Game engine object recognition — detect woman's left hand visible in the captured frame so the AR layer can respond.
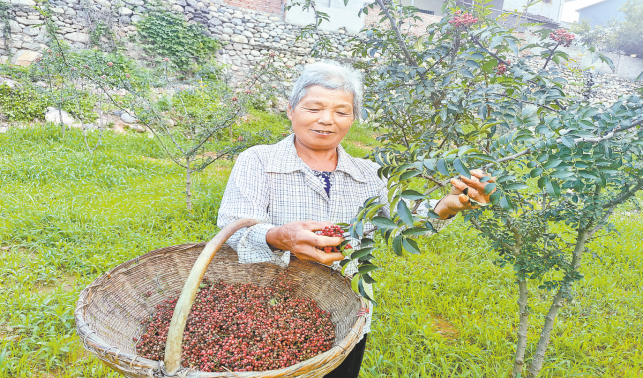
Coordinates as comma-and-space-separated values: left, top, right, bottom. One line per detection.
433, 169, 496, 219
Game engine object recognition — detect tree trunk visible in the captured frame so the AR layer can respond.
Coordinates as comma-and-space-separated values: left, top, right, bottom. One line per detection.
527, 230, 589, 377
512, 279, 530, 378
185, 160, 193, 212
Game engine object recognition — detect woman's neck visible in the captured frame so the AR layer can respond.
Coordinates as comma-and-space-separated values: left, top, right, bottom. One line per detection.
294, 137, 338, 172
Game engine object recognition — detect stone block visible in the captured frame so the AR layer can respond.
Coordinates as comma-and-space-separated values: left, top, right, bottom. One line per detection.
23, 26, 39, 36
11, 0, 36, 6
222, 27, 233, 35
15, 17, 44, 25
11, 49, 39, 66
65, 32, 89, 43
231, 34, 247, 44
119, 7, 132, 16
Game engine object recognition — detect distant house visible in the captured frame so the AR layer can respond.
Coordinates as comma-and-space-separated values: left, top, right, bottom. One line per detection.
577, 0, 627, 27
234, 0, 564, 33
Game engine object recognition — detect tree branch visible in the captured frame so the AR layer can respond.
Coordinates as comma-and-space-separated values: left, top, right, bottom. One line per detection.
512, 279, 530, 378
483, 117, 643, 170
602, 176, 643, 210
375, 0, 419, 68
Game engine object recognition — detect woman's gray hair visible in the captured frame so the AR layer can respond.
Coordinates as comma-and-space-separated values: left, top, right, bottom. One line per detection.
289, 61, 363, 119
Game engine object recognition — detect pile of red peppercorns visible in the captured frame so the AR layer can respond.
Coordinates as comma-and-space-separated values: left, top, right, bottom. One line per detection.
449, 10, 478, 28
135, 271, 335, 372
550, 29, 575, 47
316, 225, 351, 253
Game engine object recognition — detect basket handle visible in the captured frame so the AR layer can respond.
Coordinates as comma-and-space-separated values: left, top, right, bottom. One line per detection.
164, 218, 260, 375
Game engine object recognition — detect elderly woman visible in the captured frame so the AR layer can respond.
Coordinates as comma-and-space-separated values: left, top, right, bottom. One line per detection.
217, 61, 493, 377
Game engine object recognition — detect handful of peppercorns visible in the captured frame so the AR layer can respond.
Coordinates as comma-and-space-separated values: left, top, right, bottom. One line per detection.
316, 225, 352, 253
135, 271, 335, 372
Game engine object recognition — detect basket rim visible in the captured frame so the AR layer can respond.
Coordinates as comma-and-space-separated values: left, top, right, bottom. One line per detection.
75, 242, 367, 377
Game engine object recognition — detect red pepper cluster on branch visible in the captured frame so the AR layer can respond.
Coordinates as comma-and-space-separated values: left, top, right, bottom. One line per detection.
495, 60, 511, 75
449, 10, 478, 28
135, 271, 335, 372
550, 29, 575, 47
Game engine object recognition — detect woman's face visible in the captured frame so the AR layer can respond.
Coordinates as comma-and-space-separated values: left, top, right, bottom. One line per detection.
287, 85, 355, 151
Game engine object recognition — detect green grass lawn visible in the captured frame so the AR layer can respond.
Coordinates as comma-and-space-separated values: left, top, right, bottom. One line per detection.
0, 120, 641, 377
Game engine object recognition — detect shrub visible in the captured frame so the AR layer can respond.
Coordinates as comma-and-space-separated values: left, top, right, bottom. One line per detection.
136, 6, 219, 72
0, 83, 49, 122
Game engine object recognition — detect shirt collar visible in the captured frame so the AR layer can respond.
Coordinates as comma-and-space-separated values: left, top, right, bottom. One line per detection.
265, 134, 367, 183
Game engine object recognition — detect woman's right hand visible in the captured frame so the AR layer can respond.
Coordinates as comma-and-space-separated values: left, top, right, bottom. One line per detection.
266, 221, 345, 265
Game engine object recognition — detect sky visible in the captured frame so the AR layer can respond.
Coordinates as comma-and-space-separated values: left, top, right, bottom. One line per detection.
561, 0, 607, 23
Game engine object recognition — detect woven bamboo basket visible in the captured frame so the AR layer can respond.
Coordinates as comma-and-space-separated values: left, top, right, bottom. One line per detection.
75, 219, 368, 378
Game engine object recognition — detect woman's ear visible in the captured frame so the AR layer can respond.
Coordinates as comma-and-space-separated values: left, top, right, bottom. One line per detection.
286, 104, 293, 121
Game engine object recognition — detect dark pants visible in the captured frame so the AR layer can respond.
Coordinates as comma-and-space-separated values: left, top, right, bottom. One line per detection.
323, 335, 367, 378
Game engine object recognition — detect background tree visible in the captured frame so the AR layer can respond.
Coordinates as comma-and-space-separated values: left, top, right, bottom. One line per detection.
572, 0, 643, 56
36, 5, 285, 211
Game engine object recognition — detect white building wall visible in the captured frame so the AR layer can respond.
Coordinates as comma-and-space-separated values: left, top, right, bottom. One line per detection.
285, 0, 368, 33
400, 0, 445, 16
501, 0, 564, 23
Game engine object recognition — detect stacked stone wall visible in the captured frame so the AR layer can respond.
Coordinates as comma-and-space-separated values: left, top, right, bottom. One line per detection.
0, 0, 639, 105
0, 0, 362, 71
222, 0, 283, 15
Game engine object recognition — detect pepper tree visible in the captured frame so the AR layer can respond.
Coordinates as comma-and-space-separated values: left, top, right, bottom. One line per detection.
292, 0, 643, 376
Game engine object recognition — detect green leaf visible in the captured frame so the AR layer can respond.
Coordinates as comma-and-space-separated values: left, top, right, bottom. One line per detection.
479, 105, 488, 121
392, 234, 403, 256
465, 60, 480, 69
362, 273, 376, 284
490, 190, 501, 205
484, 182, 497, 194
468, 153, 497, 163
497, 175, 516, 183
424, 159, 436, 171
403, 227, 431, 236
350, 247, 376, 260
364, 203, 386, 220
499, 195, 514, 210
561, 136, 576, 149
530, 168, 544, 177
358, 278, 375, 303
546, 180, 561, 198
502, 183, 528, 191
351, 274, 361, 294
460, 68, 475, 79
397, 200, 414, 227
453, 158, 471, 178
400, 170, 422, 180
437, 159, 449, 175
522, 104, 538, 118
402, 238, 421, 254
371, 216, 398, 229
401, 190, 425, 200
358, 263, 380, 274
551, 171, 574, 179
543, 159, 562, 169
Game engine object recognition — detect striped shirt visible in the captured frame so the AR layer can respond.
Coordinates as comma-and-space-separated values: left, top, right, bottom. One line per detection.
217, 134, 453, 335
